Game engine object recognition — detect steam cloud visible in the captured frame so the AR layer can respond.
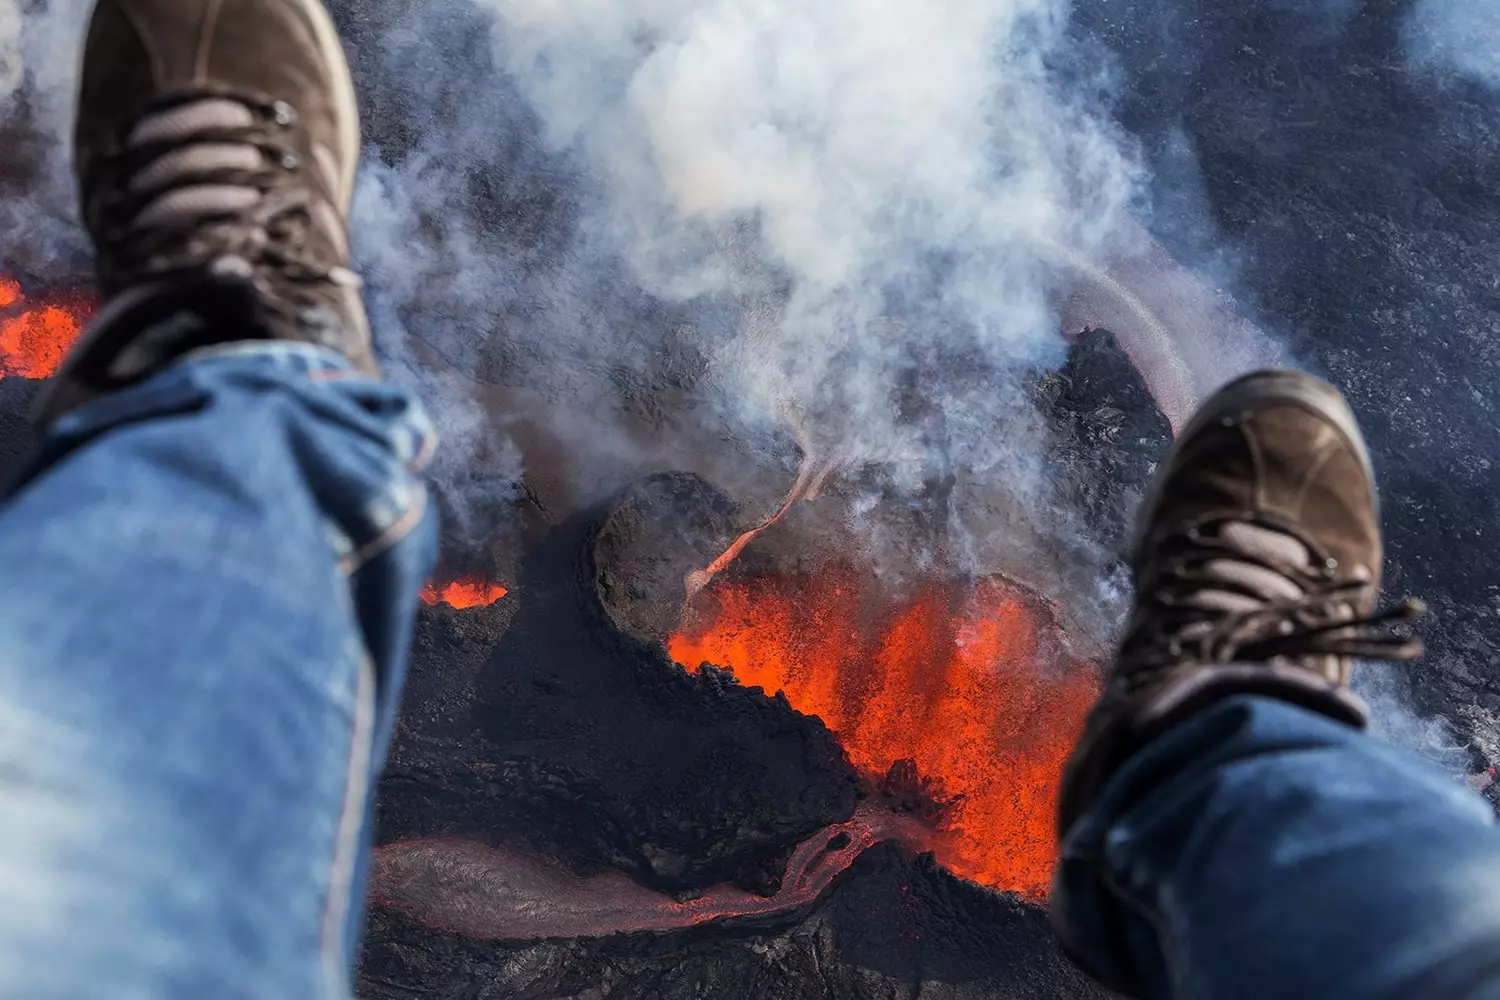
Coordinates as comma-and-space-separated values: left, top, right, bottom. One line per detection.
344, 0, 1163, 605
0, 0, 90, 274
1405, 0, 1500, 87
0, 0, 1314, 612
0, 0, 1155, 577
481, 0, 1141, 466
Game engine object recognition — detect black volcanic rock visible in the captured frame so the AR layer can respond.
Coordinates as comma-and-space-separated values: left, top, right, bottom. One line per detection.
377, 499, 861, 897
1038, 327, 1173, 557
0, 379, 40, 482
1075, 0, 1500, 771
356, 843, 1111, 1000
592, 471, 741, 646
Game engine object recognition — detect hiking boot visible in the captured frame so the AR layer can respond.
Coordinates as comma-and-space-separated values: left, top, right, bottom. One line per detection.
1056, 369, 1423, 838
39, 0, 374, 425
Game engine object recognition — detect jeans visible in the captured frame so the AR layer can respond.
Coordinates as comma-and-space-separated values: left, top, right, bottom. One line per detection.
1056, 694, 1500, 1000
0, 343, 437, 999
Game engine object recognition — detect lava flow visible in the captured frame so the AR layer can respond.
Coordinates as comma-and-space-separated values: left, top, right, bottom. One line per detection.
669, 570, 1097, 899
420, 577, 510, 609
370, 802, 927, 941
0, 277, 89, 379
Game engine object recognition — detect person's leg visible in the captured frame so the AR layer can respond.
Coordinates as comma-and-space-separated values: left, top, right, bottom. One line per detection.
1052, 370, 1500, 1000
0, 343, 435, 998
1056, 694, 1500, 1000
0, 0, 438, 994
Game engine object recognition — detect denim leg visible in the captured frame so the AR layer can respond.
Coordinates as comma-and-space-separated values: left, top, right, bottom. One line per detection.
0, 342, 437, 999
1056, 694, 1500, 1000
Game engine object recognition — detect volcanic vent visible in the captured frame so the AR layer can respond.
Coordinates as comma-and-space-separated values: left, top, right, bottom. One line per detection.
358, 327, 1168, 1000
670, 568, 1097, 899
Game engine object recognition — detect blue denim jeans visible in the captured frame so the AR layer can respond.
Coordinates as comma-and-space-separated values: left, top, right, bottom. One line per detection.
0, 343, 436, 998
1056, 694, 1500, 1000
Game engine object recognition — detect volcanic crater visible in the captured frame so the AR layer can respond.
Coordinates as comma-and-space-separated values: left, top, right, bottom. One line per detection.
349, 325, 1163, 1000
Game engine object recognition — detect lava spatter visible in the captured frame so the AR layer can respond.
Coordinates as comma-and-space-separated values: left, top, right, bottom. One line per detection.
0, 276, 90, 379
420, 577, 510, 609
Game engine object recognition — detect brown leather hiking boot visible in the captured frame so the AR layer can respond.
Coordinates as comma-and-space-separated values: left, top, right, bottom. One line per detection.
38, 0, 375, 425
1056, 369, 1423, 839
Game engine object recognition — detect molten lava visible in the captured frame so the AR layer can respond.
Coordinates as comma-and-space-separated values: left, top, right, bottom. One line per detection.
685, 454, 835, 598
420, 577, 510, 609
669, 570, 1097, 899
0, 277, 90, 379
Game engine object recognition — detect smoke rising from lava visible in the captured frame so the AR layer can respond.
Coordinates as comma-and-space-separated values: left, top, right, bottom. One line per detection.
473, 0, 1146, 558
0, 0, 90, 276
0, 0, 1176, 592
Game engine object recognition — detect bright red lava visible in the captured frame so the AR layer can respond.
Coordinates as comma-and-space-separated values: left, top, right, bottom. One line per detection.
669, 569, 1098, 900
0, 276, 89, 379
420, 577, 510, 609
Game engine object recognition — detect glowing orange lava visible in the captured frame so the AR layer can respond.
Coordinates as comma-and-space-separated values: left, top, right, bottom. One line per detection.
0, 277, 89, 379
669, 570, 1098, 899
420, 578, 510, 609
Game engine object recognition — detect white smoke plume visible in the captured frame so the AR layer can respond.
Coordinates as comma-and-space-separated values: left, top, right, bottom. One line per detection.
1355, 661, 1470, 776
320, 0, 1181, 602
0, 0, 1191, 617
1405, 0, 1500, 87
0, 0, 1260, 593
0, 0, 90, 274
478, 0, 1144, 480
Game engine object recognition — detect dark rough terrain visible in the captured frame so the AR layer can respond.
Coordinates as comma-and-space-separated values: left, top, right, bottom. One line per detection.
380, 500, 862, 898
360, 844, 1105, 1000
1077, 0, 1500, 769
1039, 328, 1175, 559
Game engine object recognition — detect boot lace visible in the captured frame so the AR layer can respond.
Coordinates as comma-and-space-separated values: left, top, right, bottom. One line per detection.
89, 92, 357, 311
1121, 514, 1424, 681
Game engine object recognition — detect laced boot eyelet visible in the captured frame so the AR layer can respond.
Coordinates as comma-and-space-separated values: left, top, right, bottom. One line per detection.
279, 151, 301, 171
271, 101, 298, 127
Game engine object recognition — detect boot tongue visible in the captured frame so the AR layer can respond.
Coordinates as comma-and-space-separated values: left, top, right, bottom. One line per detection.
1179, 521, 1312, 634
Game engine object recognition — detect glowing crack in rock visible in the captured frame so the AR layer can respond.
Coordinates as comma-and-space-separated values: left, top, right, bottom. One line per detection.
419, 578, 510, 609
684, 454, 835, 598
